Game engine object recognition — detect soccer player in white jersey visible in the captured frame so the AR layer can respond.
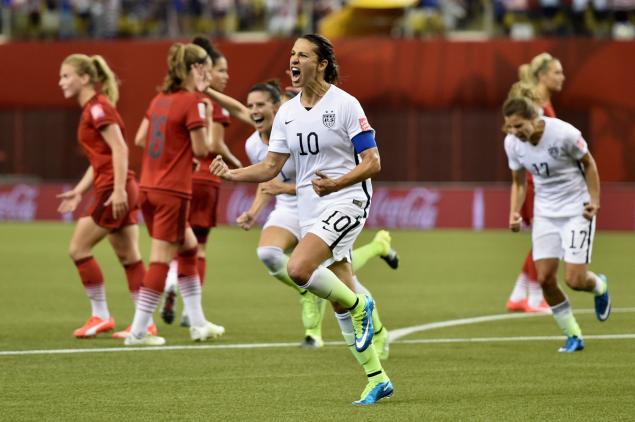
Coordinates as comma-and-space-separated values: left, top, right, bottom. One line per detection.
208, 81, 394, 356
503, 96, 611, 353
211, 34, 392, 405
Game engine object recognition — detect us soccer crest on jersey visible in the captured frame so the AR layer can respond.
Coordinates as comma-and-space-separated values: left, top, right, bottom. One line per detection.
322, 110, 336, 128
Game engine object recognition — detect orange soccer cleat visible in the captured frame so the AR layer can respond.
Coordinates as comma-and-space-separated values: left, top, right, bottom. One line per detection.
73, 316, 116, 338
505, 299, 527, 313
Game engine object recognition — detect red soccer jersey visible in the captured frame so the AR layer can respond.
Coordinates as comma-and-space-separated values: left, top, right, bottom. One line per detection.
139, 90, 208, 197
543, 101, 556, 118
192, 100, 231, 186
77, 94, 134, 191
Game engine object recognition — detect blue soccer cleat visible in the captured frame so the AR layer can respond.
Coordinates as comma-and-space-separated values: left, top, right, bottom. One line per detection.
351, 294, 374, 352
352, 381, 394, 405
594, 274, 611, 322
558, 336, 585, 353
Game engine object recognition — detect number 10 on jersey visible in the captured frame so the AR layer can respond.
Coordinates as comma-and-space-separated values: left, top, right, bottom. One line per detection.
297, 132, 319, 155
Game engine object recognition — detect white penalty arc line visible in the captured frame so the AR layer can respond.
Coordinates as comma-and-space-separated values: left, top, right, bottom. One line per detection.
1, 307, 633, 357
388, 307, 635, 342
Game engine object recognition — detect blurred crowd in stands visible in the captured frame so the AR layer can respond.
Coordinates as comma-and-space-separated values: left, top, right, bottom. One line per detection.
1, 0, 633, 40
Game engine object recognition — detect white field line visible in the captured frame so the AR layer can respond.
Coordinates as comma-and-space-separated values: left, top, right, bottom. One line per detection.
388, 307, 635, 342
1, 307, 633, 357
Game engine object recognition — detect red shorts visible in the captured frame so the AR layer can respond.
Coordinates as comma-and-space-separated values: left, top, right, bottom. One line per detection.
189, 182, 219, 230
140, 190, 190, 244
84, 179, 139, 230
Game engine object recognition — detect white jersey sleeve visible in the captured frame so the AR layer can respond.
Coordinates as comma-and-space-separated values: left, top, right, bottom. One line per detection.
560, 122, 587, 160
244, 131, 262, 166
343, 96, 374, 140
504, 135, 523, 171
268, 108, 290, 154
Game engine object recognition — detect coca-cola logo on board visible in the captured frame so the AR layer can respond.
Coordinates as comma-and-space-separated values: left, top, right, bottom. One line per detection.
0, 184, 38, 221
367, 187, 439, 229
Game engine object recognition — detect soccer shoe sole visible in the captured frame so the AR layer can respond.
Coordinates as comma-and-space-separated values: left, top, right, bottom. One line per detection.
124, 335, 166, 346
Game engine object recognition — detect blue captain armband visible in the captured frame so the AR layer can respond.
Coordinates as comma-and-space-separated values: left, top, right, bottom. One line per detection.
351, 131, 377, 153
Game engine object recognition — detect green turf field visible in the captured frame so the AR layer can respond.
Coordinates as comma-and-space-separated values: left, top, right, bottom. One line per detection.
1, 223, 634, 421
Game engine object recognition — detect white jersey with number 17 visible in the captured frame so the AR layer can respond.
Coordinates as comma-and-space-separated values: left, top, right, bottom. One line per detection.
504, 117, 590, 218
268, 84, 373, 226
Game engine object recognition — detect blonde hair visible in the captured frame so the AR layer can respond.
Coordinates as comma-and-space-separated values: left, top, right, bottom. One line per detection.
506, 81, 541, 104
161, 43, 209, 93
63, 54, 119, 104
518, 52, 559, 86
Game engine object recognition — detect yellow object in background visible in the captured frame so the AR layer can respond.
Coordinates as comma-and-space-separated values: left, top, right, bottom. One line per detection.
349, 0, 417, 8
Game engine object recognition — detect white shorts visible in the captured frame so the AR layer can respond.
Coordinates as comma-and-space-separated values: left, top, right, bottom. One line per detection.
263, 207, 301, 240
301, 200, 366, 264
532, 215, 596, 264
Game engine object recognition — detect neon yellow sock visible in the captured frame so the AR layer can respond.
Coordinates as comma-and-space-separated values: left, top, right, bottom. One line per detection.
351, 242, 383, 273
303, 266, 357, 308
372, 303, 383, 332
551, 300, 582, 337
342, 330, 388, 382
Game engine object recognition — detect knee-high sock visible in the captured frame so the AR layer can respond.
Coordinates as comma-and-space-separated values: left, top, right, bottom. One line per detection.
124, 261, 154, 327
257, 246, 304, 294
178, 248, 206, 327
300, 266, 357, 308
165, 260, 178, 292
353, 275, 383, 332
131, 262, 168, 338
550, 299, 582, 338
74, 257, 109, 320
351, 242, 384, 273
522, 249, 537, 281
589, 271, 607, 295
124, 260, 145, 304
509, 273, 529, 302
335, 312, 389, 383
197, 257, 207, 287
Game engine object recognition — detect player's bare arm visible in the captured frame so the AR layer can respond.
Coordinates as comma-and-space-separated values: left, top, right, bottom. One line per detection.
134, 118, 149, 148
100, 123, 129, 219
580, 152, 601, 220
210, 151, 288, 183
57, 166, 94, 213
509, 168, 526, 232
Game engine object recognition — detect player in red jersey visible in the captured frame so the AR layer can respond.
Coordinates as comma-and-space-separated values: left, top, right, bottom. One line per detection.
124, 43, 223, 346
506, 52, 565, 313
57, 54, 155, 339
161, 37, 242, 327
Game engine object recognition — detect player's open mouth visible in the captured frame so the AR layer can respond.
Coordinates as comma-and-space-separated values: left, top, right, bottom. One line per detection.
252, 116, 264, 125
290, 67, 301, 82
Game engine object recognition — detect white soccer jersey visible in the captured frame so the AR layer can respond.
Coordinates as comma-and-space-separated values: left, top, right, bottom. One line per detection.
505, 117, 591, 218
244, 130, 297, 211
268, 85, 373, 226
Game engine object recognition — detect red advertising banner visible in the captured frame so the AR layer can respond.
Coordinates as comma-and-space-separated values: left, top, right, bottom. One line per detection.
1, 182, 634, 230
